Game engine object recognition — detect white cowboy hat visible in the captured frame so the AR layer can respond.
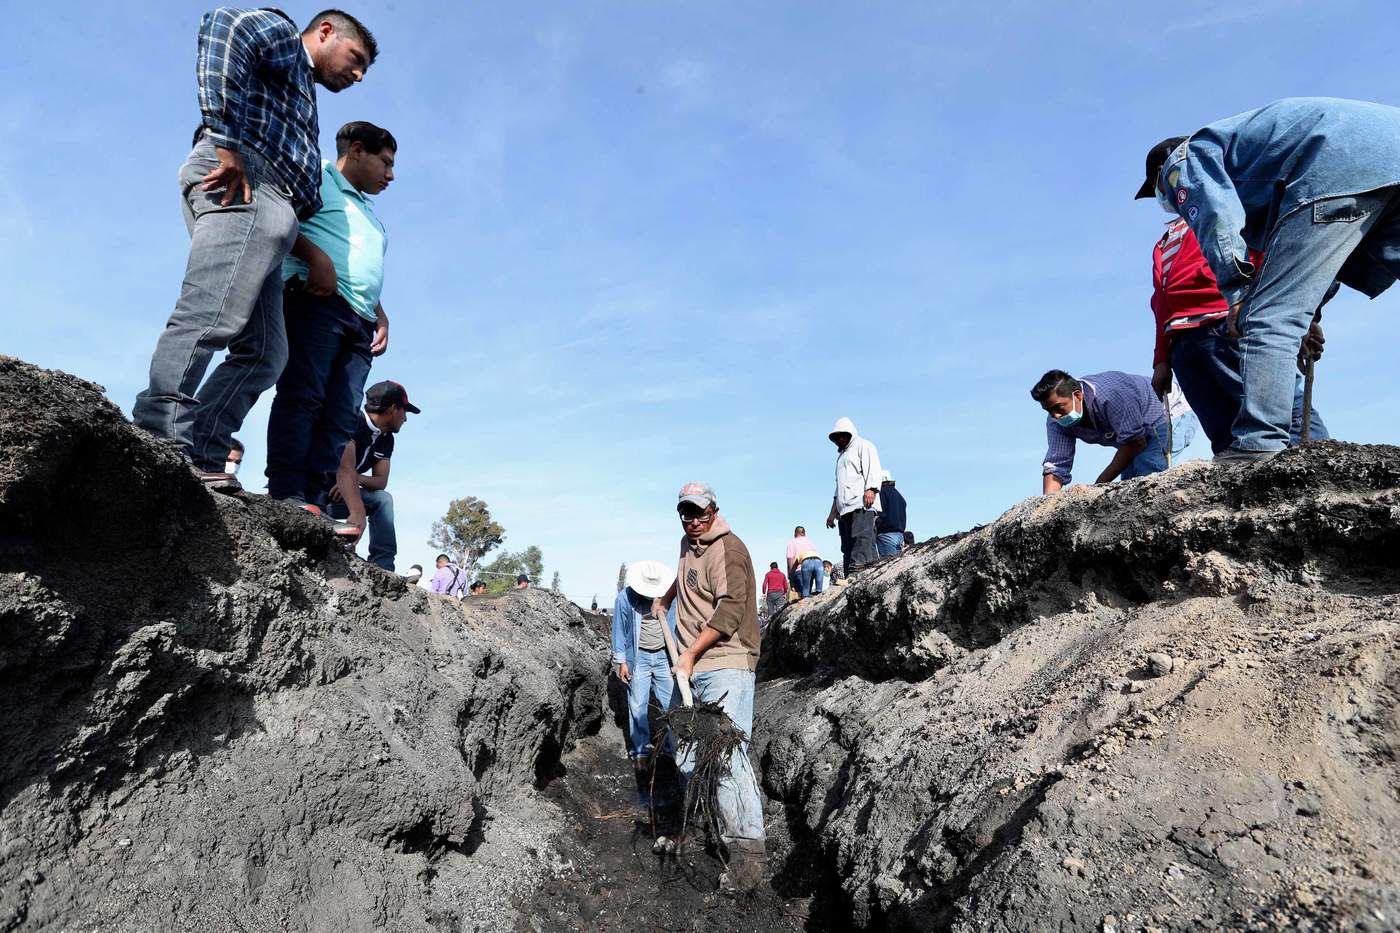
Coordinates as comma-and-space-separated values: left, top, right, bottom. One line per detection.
625, 560, 675, 599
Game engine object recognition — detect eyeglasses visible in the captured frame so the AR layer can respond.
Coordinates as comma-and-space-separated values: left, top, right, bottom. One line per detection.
678, 510, 713, 525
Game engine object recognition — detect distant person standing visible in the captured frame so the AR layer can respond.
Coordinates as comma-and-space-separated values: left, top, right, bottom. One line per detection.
825, 418, 882, 575
874, 471, 907, 557
429, 554, 468, 598
265, 121, 396, 512
653, 482, 766, 892
761, 562, 788, 617
132, 9, 378, 491
785, 525, 825, 599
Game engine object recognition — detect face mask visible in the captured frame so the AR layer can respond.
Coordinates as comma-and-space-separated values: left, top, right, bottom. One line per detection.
224, 460, 241, 476
1155, 185, 1177, 215
1055, 396, 1083, 428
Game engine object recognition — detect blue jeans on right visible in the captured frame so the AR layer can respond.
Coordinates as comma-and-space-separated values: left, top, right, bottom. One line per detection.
266, 285, 375, 505
1119, 420, 1170, 480
1232, 188, 1400, 451
133, 142, 299, 470
330, 487, 397, 571
1171, 320, 1329, 455
677, 668, 765, 846
876, 532, 903, 557
798, 557, 824, 597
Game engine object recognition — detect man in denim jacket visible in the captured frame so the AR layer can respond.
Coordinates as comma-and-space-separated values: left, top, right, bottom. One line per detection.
1136, 97, 1400, 461
610, 560, 678, 808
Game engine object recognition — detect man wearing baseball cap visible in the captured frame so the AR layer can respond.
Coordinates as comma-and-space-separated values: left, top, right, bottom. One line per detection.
610, 560, 679, 809
652, 482, 766, 892
326, 380, 419, 569
1135, 97, 1400, 461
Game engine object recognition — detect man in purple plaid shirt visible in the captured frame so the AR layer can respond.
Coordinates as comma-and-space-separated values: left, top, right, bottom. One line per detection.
1032, 369, 1171, 494
133, 8, 377, 492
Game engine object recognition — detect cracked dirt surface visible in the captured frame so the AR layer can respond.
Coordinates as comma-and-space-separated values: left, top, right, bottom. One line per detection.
0, 357, 605, 931
760, 444, 1400, 931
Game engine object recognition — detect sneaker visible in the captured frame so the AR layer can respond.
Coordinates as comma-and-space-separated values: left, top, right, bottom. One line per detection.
1213, 448, 1281, 464
192, 467, 242, 494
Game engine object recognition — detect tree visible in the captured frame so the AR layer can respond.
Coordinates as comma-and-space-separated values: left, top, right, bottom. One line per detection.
550, 571, 561, 593
427, 497, 504, 576
481, 545, 545, 594
616, 563, 627, 594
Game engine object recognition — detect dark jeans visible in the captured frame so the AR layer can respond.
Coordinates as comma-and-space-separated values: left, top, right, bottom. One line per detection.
265, 286, 374, 505
330, 487, 396, 571
838, 509, 878, 575
1171, 320, 1329, 455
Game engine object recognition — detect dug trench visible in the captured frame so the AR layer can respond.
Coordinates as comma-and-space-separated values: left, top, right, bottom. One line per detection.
2, 354, 1398, 931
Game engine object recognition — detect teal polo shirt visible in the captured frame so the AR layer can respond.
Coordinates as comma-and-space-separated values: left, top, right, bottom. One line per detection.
283, 161, 388, 322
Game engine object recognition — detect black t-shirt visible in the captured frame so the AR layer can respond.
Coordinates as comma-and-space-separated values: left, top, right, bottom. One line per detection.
352, 414, 394, 474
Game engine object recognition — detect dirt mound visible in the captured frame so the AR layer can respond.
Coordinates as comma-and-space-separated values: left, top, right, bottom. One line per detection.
759, 445, 1400, 931
0, 358, 606, 931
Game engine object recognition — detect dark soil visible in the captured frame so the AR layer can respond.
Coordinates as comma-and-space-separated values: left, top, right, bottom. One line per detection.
516, 671, 814, 932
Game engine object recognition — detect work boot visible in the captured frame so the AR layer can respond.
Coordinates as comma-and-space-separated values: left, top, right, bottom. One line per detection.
1214, 447, 1281, 464
718, 838, 766, 895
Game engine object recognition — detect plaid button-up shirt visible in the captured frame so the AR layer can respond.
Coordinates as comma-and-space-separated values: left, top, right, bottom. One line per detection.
1042, 371, 1167, 484
196, 7, 322, 218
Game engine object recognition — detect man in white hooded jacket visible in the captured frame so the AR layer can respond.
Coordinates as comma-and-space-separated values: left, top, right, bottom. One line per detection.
824, 417, 882, 575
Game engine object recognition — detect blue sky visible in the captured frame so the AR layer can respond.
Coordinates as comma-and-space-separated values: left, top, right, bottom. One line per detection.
5, 1, 1398, 605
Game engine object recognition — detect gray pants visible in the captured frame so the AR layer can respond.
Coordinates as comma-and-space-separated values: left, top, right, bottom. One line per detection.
838, 508, 878, 575
133, 143, 299, 470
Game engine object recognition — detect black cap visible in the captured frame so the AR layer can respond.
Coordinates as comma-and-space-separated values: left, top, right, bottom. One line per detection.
1134, 136, 1188, 200
516, 574, 530, 584
365, 380, 421, 414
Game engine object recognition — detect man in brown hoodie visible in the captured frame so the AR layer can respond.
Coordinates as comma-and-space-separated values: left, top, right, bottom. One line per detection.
654, 481, 766, 892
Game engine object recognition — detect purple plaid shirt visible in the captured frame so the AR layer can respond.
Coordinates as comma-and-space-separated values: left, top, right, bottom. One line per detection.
195, 7, 322, 218
1042, 371, 1167, 483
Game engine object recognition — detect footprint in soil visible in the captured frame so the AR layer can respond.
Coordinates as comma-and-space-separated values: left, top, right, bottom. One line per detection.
522, 718, 809, 933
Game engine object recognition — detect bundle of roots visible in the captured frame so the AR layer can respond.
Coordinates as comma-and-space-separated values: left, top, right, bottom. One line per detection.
653, 699, 748, 851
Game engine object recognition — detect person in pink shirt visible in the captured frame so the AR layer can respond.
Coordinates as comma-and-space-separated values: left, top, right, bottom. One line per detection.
784, 525, 825, 598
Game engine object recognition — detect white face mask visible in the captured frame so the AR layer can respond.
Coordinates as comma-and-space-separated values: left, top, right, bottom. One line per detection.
224, 460, 241, 476
1155, 185, 1177, 215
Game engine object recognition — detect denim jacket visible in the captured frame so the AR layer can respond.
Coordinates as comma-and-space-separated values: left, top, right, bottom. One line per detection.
610, 587, 679, 673
1159, 97, 1400, 308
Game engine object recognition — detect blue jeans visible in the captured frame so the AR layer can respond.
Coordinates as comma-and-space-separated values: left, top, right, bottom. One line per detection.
330, 487, 396, 570
1119, 421, 1170, 480
626, 648, 674, 761
677, 668, 765, 845
133, 142, 299, 470
266, 286, 374, 504
1171, 321, 1329, 455
1232, 188, 1400, 451
797, 557, 825, 597
876, 532, 903, 557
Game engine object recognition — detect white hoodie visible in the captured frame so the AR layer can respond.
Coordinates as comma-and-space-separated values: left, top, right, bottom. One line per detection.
830, 417, 882, 516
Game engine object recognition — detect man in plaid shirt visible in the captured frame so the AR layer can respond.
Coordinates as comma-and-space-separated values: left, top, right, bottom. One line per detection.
1032, 369, 1171, 494
133, 7, 377, 491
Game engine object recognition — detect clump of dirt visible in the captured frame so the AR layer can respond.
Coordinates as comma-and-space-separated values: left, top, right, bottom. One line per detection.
0, 357, 606, 931
759, 444, 1400, 931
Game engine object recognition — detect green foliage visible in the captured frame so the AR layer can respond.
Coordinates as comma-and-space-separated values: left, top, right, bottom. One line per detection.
481, 545, 544, 594
616, 563, 626, 594
427, 496, 504, 575
550, 571, 561, 593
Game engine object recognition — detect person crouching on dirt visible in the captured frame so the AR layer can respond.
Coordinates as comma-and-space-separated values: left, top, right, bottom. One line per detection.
1033, 369, 1170, 494
653, 482, 766, 892
610, 560, 679, 809
327, 379, 417, 568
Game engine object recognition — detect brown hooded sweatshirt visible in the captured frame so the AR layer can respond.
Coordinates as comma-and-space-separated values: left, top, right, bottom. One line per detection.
675, 515, 761, 673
